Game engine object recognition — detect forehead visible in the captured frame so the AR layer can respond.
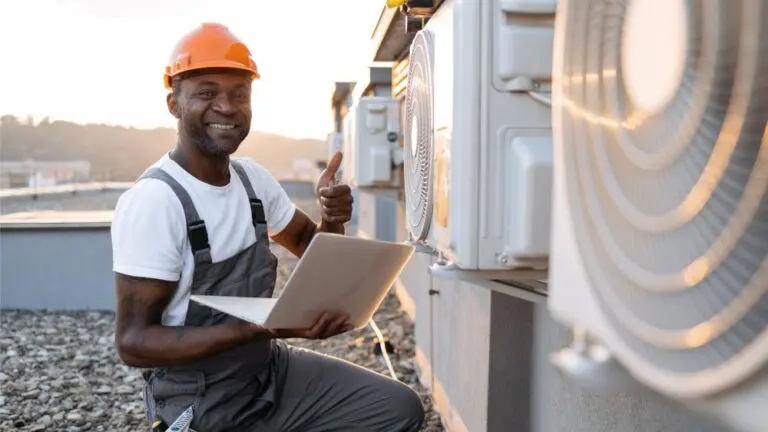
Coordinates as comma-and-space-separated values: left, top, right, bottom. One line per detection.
182, 68, 253, 88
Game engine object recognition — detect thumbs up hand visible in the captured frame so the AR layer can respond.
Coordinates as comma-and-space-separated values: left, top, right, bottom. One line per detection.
316, 151, 353, 226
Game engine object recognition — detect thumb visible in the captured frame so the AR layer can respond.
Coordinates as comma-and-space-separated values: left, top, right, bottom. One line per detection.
325, 151, 343, 176
319, 151, 343, 188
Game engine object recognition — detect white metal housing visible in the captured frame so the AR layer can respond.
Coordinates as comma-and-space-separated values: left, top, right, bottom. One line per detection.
342, 96, 401, 188
547, 0, 768, 430
403, 0, 557, 272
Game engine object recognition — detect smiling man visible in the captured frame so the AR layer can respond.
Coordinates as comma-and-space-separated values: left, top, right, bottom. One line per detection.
110, 23, 424, 432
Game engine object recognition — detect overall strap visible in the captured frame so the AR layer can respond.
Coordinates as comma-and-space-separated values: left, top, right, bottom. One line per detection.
138, 168, 213, 265
230, 160, 267, 227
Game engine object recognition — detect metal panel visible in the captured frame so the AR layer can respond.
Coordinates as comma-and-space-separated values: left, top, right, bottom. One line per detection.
530, 301, 730, 432
487, 291, 533, 431
431, 277, 492, 432
372, 6, 419, 62
1, 227, 116, 311
396, 250, 730, 432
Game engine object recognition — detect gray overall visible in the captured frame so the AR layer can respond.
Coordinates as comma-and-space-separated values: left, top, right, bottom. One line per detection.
136, 160, 425, 432
138, 160, 285, 431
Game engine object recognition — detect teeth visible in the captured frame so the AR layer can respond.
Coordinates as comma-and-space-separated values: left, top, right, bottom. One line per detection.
209, 123, 235, 130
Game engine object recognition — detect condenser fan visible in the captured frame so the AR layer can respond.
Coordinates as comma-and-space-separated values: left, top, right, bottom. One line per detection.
404, 29, 435, 242
554, 0, 768, 397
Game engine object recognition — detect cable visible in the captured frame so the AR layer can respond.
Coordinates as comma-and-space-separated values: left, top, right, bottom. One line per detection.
368, 319, 399, 381
528, 91, 552, 107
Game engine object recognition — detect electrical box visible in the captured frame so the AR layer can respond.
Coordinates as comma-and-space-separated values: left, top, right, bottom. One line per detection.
342, 96, 402, 188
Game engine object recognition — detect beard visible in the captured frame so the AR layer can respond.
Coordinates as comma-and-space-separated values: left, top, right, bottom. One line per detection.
180, 120, 245, 157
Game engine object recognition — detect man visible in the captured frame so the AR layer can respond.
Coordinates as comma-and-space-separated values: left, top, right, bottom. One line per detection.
111, 22, 425, 432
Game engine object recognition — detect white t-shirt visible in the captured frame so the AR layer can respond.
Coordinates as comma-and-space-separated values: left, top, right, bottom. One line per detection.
111, 153, 296, 326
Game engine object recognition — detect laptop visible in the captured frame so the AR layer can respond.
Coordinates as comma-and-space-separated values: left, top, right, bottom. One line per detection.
190, 233, 415, 330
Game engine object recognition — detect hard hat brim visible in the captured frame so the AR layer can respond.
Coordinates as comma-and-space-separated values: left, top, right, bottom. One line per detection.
164, 60, 260, 90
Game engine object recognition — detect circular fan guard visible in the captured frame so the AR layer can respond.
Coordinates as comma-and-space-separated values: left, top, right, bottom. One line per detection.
404, 29, 436, 242
555, 0, 768, 395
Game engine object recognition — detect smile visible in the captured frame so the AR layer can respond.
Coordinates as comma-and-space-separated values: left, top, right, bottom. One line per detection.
207, 123, 237, 130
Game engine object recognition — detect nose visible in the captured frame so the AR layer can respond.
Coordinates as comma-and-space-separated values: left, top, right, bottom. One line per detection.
212, 93, 236, 115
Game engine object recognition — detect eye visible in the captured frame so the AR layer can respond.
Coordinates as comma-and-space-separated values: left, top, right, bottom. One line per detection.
198, 89, 215, 98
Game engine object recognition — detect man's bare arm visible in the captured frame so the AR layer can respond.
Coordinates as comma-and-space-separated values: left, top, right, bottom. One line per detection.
270, 208, 344, 258
114, 273, 270, 368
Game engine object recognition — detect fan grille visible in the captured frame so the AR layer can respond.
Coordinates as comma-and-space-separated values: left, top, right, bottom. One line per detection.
404, 29, 436, 241
556, 0, 768, 388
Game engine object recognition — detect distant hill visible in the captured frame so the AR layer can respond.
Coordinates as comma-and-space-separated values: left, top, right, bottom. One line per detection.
0, 115, 327, 182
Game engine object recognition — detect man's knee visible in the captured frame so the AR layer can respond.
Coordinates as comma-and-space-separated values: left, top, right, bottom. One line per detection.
388, 381, 426, 431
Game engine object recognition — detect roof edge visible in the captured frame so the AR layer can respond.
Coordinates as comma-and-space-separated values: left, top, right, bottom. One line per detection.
369, 5, 401, 61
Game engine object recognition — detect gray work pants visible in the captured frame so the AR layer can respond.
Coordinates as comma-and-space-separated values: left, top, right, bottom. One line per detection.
253, 342, 426, 432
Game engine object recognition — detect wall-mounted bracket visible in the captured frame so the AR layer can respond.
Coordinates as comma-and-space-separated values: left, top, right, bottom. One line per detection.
429, 259, 548, 281
549, 327, 638, 392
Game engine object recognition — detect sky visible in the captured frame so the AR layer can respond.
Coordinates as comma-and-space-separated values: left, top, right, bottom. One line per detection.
0, 0, 385, 140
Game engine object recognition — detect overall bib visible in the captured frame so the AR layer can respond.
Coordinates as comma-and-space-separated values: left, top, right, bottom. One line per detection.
137, 160, 287, 431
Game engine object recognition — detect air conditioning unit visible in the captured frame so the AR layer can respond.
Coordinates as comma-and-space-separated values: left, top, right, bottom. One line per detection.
403, 0, 557, 277
342, 96, 403, 188
547, 0, 768, 431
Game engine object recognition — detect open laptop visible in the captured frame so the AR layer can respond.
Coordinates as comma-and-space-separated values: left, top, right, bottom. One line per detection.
190, 233, 415, 330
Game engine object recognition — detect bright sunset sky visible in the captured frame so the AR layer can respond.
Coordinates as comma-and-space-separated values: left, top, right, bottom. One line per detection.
0, 0, 384, 140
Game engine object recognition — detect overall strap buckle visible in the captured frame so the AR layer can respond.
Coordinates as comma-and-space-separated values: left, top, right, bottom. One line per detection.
249, 198, 266, 226
187, 220, 210, 253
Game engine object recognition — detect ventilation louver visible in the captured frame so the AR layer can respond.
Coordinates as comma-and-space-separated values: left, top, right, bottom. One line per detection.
554, 0, 768, 397
404, 29, 435, 242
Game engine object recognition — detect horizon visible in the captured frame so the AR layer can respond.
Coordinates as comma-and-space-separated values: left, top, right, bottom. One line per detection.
0, 113, 326, 142
0, 0, 384, 141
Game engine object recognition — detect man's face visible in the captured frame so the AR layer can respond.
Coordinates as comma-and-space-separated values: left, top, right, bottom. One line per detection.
168, 69, 252, 156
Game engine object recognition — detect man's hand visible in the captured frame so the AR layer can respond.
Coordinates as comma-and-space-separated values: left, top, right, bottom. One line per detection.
269, 312, 354, 340
316, 151, 353, 226
271, 152, 353, 257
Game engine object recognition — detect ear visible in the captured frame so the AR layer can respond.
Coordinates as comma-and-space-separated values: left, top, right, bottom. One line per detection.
167, 93, 181, 119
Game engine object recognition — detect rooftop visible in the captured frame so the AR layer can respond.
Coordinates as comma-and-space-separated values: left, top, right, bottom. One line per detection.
370, 5, 418, 62
0, 178, 443, 430
0, 210, 113, 229
0, 182, 132, 199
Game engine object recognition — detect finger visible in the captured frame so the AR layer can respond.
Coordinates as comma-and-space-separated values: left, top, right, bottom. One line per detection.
319, 194, 353, 208
322, 215, 351, 225
320, 209, 351, 222
319, 198, 353, 211
321, 211, 351, 224
319, 184, 352, 199
320, 208, 350, 220
320, 213, 348, 226
325, 151, 343, 176
322, 207, 352, 218
323, 314, 350, 338
309, 312, 333, 339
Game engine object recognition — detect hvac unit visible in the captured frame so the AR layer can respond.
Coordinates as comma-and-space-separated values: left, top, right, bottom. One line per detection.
342, 96, 403, 188
547, 0, 768, 430
403, 0, 557, 277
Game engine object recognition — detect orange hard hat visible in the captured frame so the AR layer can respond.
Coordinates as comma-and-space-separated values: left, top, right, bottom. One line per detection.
164, 23, 260, 90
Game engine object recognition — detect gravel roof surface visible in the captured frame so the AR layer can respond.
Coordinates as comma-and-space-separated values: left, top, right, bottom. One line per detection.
0, 244, 444, 431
